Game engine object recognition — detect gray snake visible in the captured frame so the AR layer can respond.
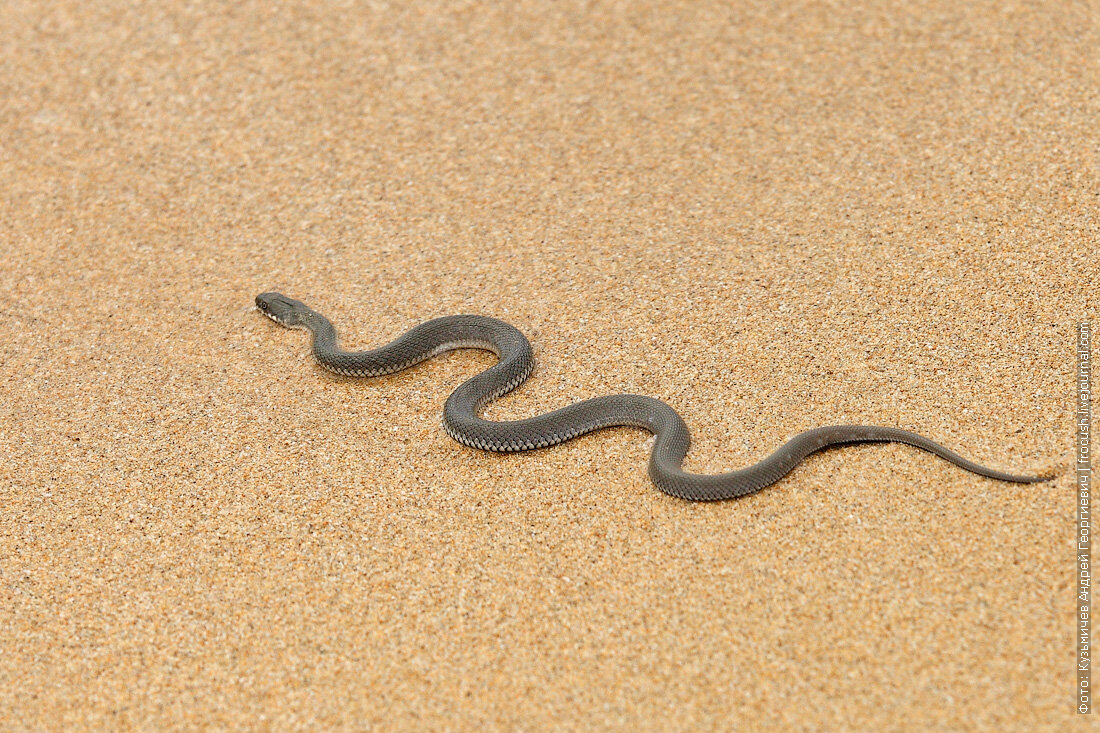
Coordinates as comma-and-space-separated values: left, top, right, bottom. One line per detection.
255, 292, 1052, 501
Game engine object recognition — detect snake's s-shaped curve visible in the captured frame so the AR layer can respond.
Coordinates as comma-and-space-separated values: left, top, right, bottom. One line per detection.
255, 292, 1053, 501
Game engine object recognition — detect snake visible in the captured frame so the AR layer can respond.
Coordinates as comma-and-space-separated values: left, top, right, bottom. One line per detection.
255, 291, 1053, 501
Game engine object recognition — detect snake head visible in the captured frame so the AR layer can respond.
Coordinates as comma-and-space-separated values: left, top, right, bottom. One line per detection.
256, 292, 310, 327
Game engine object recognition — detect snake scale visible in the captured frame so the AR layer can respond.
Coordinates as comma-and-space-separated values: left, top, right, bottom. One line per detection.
255, 292, 1052, 501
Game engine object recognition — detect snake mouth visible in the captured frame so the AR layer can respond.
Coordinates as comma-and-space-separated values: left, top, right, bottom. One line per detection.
254, 305, 282, 323
257, 306, 310, 331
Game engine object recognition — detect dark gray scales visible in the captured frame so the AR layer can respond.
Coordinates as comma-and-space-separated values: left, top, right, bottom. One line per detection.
255, 292, 1054, 501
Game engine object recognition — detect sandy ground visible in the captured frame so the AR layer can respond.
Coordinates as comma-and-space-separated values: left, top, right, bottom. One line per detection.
1, 0, 1096, 729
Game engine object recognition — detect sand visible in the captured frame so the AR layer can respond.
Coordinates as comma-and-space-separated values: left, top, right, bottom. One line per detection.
1, 0, 1095, 729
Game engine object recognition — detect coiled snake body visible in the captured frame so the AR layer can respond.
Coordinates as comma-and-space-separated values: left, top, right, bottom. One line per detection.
256, 292, 1051, 501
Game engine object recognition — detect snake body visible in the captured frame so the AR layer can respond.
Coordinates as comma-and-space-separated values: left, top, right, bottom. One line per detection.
255, 292, 1051, 501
